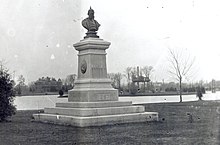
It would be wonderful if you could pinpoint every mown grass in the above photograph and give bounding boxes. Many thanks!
[0,100,219,145]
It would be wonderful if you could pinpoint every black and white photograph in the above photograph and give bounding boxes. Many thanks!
[0,0,220,144]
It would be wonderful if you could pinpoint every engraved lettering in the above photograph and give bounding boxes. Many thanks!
[96,93,111,101]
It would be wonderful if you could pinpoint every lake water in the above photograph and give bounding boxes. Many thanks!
[14,91,220,110]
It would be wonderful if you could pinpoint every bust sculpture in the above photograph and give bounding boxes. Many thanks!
[82,7,100,38]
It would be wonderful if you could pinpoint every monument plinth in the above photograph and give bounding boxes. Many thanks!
[68,37,118,102]
[33,7,158,127]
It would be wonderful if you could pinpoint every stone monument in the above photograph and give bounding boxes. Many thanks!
[33,7,158,127]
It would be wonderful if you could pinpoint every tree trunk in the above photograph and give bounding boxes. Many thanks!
[128,82,130,93]
[179,78,182,102]
[118,80,121,91]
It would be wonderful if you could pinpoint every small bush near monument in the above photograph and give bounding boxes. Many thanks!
[0,69,16,122]
[59,90,64,96]
[130,82,138,95]
[196,86,205,100]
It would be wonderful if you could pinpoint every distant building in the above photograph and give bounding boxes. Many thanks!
[33,77,62,93]
[210,79,220,92]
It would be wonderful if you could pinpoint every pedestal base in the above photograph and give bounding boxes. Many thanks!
[68,79,118,102]
[68,88,118,102]
[33,101,158,127]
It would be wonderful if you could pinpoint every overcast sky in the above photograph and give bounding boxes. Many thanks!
[0,0,220,84]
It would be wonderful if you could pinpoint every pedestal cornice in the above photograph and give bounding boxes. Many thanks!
[73,38,111,51]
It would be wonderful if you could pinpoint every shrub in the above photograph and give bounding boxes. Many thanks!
[201,87,206,94]
[59,90,64,96]
[129,83,138,95]
[0,69,16,121]
[196,86,203,101]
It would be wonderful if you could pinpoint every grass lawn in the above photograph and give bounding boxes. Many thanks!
[0,100,219,145]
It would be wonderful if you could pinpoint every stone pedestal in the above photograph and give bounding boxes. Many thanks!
[68,38,118,102]
[33,37,158,127]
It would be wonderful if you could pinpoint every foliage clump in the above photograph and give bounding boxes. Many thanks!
[196,86,205,101]
[130,82,138,95]
[0,69,16,122]
[59,89,64,96]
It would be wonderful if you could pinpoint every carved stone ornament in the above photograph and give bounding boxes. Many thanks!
[81,60,87,74]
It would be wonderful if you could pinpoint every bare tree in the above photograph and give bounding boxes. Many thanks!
[115,73,123,91]
[108,73,123,90]
[17,75,26,95]
[168,48,195,102]
[131,67,137,79]
[65,74,77,86]
[141,66,153,79]
[18,75,25,86]
[141,66,153,92]
[124,67,132,91]
[108,73,116,88]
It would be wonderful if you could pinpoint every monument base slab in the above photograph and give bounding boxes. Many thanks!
[33,101,158,127]
[33,112,158,127]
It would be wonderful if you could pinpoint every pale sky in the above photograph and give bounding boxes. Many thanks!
[0,0,220,84]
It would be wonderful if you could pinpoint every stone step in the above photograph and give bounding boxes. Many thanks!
[44,105,144,117]
[33,112,159,127]
[56,101,132,108]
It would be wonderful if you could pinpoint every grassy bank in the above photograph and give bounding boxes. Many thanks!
[0,101,219,145]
